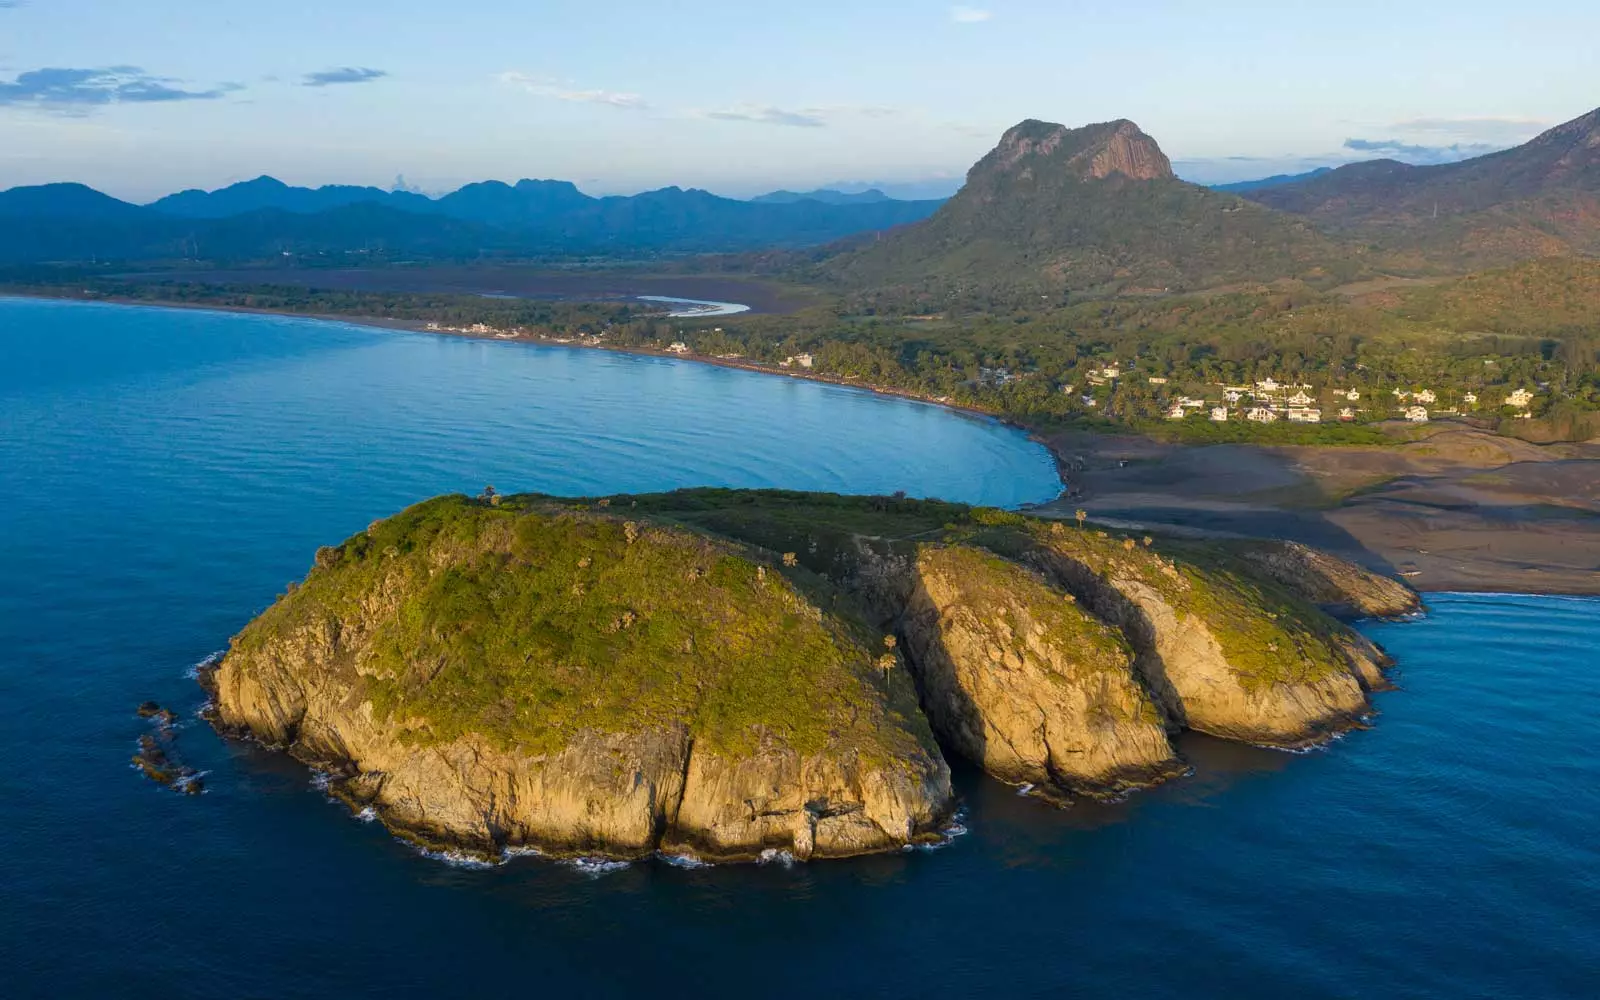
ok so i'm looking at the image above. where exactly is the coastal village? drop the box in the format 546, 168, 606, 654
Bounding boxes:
422, 321, 1548, 426
1066, 363, 1543, 424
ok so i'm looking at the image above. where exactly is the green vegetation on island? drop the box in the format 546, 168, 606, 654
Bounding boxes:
210, 488, 1417, 861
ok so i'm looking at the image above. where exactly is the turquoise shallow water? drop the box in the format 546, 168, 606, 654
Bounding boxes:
2, 298, 1597, 998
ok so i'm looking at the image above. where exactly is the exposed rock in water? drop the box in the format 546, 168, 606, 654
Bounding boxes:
210, 495, 952, 862
132, 731, 203, 795
136, 700, 179, 726
888, 544, 1181, 800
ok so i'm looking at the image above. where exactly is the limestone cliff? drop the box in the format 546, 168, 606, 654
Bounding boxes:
209, 495, 952, 862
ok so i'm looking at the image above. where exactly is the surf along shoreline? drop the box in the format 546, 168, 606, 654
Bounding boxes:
11, 290, 1598, 597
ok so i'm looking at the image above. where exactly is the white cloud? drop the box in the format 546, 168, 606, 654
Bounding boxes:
950, 5, 992, 23
703, 104, 826, 128
498, 72, 649, 110
1387, 116, 1548, 144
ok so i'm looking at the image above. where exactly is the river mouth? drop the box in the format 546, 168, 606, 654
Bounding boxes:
635, 295, 751, 318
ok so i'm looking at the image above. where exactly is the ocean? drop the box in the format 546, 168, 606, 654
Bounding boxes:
1, 297, 1594, 998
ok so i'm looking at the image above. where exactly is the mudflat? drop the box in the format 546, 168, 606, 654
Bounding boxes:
1040, 427, 1600, 595
115, 266, 817, 315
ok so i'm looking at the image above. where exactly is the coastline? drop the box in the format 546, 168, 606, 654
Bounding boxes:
9, 291, 1596, 597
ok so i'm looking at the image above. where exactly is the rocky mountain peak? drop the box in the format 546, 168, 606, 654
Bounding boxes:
985, 118, 1175, 182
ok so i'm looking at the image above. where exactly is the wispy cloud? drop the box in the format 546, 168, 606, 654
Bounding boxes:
302, 67, 388, 88
1342, 137, 1503, 164
950, 5, 993, 22
704, 105, 826, 128
0, 67, 240, 111
1388, 116, 1548, 144
499, 72, 649, 110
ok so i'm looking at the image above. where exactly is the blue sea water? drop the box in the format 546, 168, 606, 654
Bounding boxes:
2, 297, 1597, 998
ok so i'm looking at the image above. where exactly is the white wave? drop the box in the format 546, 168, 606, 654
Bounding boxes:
309, 771, 333, 792
355, 806, 378, 823
184, 650, 226, 680
1015, 782, 1035, 797
656, 851, 713, 870
566, 857, 633, 877
173, 770, 210, 794
757, 848, 798, 867
500, 845, 544, 862
411, 844, 500, 870
916, 808, 971, 852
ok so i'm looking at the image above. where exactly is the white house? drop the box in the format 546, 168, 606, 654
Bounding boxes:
1246, 407, 1279, 423
1406, 406, 1430, 423
1462, 392, 1479, 406
1255, 378, 1281, 394
1287, 407, 1322, 424
1393, 388, 1411, 401
1210, 407, 1230, 422
667, 342, 691, 354
781, 353, 815, 369
1224, 389, 1245, 404
1287, 390, 1315, 407
1338, 407, 1357, 422
1166, 404, 1188, 421
1507, 388, 1535, 408
1148, 376, 1169, 385
1345, 388, 1362, 401
1415, 389, 1438, 404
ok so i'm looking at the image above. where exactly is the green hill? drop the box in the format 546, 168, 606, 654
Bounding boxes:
1244, 107, 1600, 268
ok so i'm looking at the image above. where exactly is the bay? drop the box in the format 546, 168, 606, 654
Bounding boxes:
1, 298, 1594, 998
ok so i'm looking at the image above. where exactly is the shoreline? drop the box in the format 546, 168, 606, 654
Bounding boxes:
6, 288, 1068, 480
10, 291, 1595, 597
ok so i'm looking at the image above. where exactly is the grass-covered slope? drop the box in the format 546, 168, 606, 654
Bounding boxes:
230, 494, 933, 761
212, 488, 1413, 858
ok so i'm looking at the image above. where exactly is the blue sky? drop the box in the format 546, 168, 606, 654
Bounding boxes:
1, 0, 1595, 201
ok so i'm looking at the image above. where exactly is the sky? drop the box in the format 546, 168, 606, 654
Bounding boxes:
1, 0, 1596, 202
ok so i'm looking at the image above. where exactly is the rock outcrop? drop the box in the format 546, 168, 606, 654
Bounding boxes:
1229, 540, 1422, 620
209, 489, 1412, 860
890, 544, 1181, 800
209, 495, 952, 862
1019, 526, 1378, 747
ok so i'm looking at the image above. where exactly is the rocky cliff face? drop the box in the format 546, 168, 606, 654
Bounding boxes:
884, 544, 1180, 800
1230, 540, 1422, 620
987, 119, 1176, 182
210, 496, 952, 862
1019, 526, 1378, 747
210, 490, 1411, 861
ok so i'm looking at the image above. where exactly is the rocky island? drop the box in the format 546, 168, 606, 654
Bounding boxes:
205, 490, 1418, 863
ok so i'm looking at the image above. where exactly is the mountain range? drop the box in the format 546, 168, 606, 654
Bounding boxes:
0, 177, 944, 262
2, 106, 1596, 295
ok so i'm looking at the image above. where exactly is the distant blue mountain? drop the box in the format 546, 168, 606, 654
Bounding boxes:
148, 176, 435, 218
752, 188, 896, 205
0, 183, 148, 220
0, 174, 946, 263
1211, 167, 1335, 193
